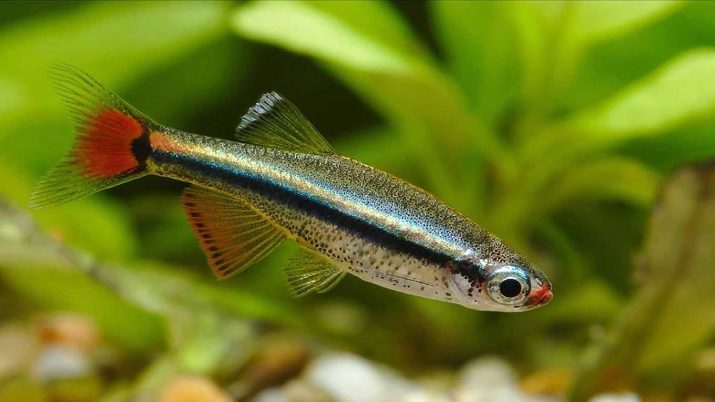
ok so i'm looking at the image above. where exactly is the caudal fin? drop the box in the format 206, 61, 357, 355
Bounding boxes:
30, 65, 154, 209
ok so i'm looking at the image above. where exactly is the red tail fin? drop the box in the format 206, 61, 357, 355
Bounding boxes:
77, 107, 145, 178
30, 65, 153, 208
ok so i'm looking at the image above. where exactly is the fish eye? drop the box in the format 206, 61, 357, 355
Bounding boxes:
499, 278, 522, 298
487, 266, 530, 305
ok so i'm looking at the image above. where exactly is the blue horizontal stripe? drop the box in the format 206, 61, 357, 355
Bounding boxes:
152, 149, 452, 266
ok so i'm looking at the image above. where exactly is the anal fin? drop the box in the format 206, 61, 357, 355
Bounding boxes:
285, 248, 346, 297
182, 186, 284, 279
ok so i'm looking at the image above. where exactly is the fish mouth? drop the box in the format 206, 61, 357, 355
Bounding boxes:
526, 284, 553, 307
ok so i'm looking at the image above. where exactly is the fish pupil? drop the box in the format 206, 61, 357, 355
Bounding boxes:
499, 278, 522, 298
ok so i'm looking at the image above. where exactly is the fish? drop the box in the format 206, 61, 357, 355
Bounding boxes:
30, 65, 552, 312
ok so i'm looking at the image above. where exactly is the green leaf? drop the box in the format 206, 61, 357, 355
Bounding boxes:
0, 201, 161, 353
504, 1, 560, 105
232, 0, 413, 74
431, 1, 519, 124
503, 1, 679, 133
569, 1, 682, 46
618, 123, 715, 173
0, 1, 231, 187
543, 157, 659, 212
511, 49, 715, 240
562, 1, 715, 114
230, 0, 463, 138
570, 48, 715, 145
0, 1, 229, 136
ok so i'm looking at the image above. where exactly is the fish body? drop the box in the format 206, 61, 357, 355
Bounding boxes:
149, 130, 489, 302
31, 65, 552, 312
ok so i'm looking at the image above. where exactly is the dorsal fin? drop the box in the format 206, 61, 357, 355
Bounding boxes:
285, 248, 346, 297
235, 92, 334, 154
182, 186, 285, 279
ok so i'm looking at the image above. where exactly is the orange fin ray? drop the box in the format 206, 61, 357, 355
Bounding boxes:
182, 186, 285, 279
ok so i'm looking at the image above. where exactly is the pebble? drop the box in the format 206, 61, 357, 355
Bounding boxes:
36, 313, 100, 351
34, 345, 91, 381
456, 357, 554, 402
304, 352, 414, 402
589, 393, 640, 402
0, 324, 35, 380
158, 375, 232, 402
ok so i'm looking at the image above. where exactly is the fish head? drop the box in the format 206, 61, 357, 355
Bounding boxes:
447, 244, 552, 312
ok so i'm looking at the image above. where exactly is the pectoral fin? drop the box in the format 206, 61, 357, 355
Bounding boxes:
285, 248, 346, 297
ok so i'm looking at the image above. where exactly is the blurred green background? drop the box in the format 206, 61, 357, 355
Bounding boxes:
1, 1, 715, 401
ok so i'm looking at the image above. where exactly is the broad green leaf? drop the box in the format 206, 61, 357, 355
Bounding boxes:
304, 1, 422, 64
232, 1, 412, 74
0, 1, 228, 134
543, 157, 659, 212
504, 2, 590, 113
503, 1, 551, 107
431, 1, 519, 124
561, 1, 680, 108
562, 1, 715, 113
570, 1, 682, 46
230, 0, 468, 145
504, 1, 679, 131
618, 123, 715, 173
570, 48, 715, 144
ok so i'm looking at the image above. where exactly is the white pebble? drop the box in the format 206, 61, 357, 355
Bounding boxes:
589, 393, 641, 402
34, 345, 91, 381
456, 357, 553, 402
305, 353, 412, 402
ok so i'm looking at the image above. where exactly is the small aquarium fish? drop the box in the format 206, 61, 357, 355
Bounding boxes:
31, 65, 552, 312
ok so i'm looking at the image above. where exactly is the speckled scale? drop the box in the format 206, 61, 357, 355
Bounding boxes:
236, 189, 450, 300
148, 130, 475, 299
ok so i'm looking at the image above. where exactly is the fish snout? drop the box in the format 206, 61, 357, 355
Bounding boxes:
527, 283, 553, 307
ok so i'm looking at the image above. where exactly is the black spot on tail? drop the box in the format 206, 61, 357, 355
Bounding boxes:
131, 130, 151, 166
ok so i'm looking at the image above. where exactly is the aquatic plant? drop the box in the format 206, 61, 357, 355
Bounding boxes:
1, 1, 714, 400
